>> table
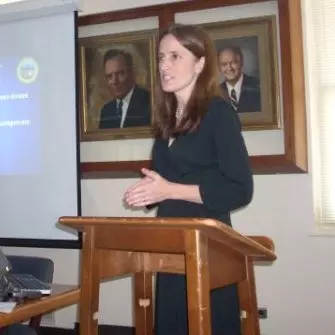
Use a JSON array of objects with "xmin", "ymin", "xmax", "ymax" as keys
[{"xmin": 0, "ymin": 284, "xmax": 80, "ymax": 327}]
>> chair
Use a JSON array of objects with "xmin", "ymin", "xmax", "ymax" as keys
[{"xmin": 6, "ymin": 255, "xmax": 54, "ymax": 332}]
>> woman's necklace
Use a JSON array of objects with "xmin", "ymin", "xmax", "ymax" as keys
[
  {"xmin": 170, "ymin": 106, "xmax": 182, "ymax": 147},
  {"xmin": 176, "ymin": 106, "xmax": 182, "ymax": 121}
]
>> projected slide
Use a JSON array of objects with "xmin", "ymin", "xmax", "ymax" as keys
[{"xmin": 0, "ymin": 57, "xmax": 40, "ymax": 175}]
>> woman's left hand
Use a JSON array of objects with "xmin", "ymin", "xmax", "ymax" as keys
[{"xmin": 124, "ymin": 168, "xmax": 173, "ymax": 207}]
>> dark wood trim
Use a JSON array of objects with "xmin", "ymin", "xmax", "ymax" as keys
[
  {"xmin": 81, "ymin": 161, "xmax": 150, "ymax": 179},
  {"xmin": 158, "ymin": 8, "xmax": 174, "ymax": 29},
  {"xmin": 278, "ymin": 0, "xmax": 294, "ymax": 160},
  {"xmin": 78, "ymin": 0, "xmax": 268, "ymax": 26},
  {"xmin": 80, "ymin": 154, "xmax": 305, "ymax": 179},
  {"xmin": 78, "ymin": 0, "xmax": 308, "ymax": 177},
  {"xmin": 284, "ymin": 0, "xmax": 308, "ymax": 171}
]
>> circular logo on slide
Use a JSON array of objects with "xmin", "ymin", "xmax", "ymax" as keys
[{"xmin": 17, "ymin": 57, "xmax": 39, "ymax": 84}]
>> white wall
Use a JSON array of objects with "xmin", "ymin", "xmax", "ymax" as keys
[{"xmin": 4, "ymin": 0, "xmax": 335, "ymax": 334}]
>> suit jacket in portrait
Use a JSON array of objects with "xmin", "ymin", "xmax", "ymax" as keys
[
  {"xmin": 220, "ymin": 74, "xmax": 261, "ymax": 114},
  {"xmin": 99, "ymin": 85, "xmax": 151, "ymax": 129}
]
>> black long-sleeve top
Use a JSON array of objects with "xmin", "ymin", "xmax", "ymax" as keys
[{"xmin": 151, "ymin": 96, "xmax": 253, "ymax": 226}]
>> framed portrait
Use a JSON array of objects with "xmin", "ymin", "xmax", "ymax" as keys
[
  {"xmin": 79, "ymin": 29, "xmax": 156, "ymax": 141},
  {"xmin": 202, "ymin": 16, "xmax": 280, "ymax": 130}
]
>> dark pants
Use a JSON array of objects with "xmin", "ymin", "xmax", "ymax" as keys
[{"xmin": 155, "ymin": 273, "xmax": 241, "ymax": 335}]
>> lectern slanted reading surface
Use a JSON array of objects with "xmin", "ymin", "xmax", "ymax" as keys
[{"xmin": 59, "ymin": 216, "xmax": 276, "ymax": 335}]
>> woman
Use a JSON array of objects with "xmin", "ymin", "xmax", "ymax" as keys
[{"xmin": 124, "ymin": 24, "xmax": 253, "ymax": 335}]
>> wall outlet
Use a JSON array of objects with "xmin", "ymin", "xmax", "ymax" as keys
[{"xmin": 258, "ymin": 308, "xmax": 268, "ymax": 319}]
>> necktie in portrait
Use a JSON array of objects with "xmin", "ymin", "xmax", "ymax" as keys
[
  {"xmin": 117, "ymin": 99, "xmax": 123, "ymax": 127},
  {"xmin": 230, "ymin": 88, "xmax": 238, "ymax": 110}
]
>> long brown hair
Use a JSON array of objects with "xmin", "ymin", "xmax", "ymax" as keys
[{"xmin": 153, "ymin": 24, "xmax": 222, "ymax": 139}]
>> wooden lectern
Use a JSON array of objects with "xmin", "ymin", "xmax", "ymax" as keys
[{"xmin": 59, "ymin": 216, "xmax": 276, "ymax": 335}]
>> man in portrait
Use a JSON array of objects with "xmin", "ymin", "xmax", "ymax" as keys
[
  {"xmin": 99, "ymin": 49, "xmax": 151, "ymax": 129},
  {"xmin": 218, "ymin": 45, "xmax": 261, "ymax": 113}
]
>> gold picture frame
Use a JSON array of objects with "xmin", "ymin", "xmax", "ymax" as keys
[
  {"xmin": 79, "ymin": 29, "xmax": 156, "ymax": 141},
  {"xmin": 202, "ymin": 15, "xmax": 280, "ymax": 130}
]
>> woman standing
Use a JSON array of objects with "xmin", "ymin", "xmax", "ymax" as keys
[{"xmin": 124, "ymin": 23, "xmax": 253, "ymax": 335}]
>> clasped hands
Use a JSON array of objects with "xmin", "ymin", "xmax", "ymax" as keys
[{"xmin": 124, "ymin": 168, "xmax": 172, "ymax": 207}]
